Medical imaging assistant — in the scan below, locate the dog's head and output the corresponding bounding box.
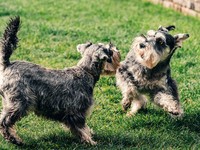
[77,42,120,74]
[98,42,121,75]
[77,42,113,62]
[131,26,189,69]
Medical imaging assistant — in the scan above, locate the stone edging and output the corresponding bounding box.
[147,0,200,17]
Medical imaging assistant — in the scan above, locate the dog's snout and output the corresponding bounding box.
[185,34,189,38]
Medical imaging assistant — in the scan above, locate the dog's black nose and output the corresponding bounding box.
[107,58,112,63]
[185,34,189,38]
[109,50,113,56]
[140,43,146,49]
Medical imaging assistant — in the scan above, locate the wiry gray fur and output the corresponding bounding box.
[0,16,20,69]
[116,26,189,117]
[0,17,114,145]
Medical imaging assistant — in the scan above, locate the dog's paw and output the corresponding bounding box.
[8,136,23,146]
[122,102,131,112]
[169,110,184,119]
[126,112,135,117]
[82,139,97,145]
[168,107,184,119]
[89,128,94,135]
[90,140,97,145]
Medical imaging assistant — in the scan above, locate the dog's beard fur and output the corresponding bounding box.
[131,36,161,69]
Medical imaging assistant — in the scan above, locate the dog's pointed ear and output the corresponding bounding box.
[109,41,114,48]
[106,41,114,51]
[174,33,189,48]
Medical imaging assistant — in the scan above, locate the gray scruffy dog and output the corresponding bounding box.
[0,17,117,145]
[116,25,189,117]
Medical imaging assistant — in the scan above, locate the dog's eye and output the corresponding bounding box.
[156,38,164,45]
[139,43,146,49]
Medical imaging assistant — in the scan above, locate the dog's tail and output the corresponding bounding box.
[0,16,20,68]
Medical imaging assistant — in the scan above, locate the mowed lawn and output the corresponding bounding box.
[0,0,200,149]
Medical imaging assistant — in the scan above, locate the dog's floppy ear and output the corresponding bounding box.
[165,25,175,31]
[77,42,92,55]
[174,33,189,48]
[158,25,175,32]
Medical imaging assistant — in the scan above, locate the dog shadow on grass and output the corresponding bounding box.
[21,133,136,149]
[173,112,200,133]
[136,108,200,134]
[20,110,200,149]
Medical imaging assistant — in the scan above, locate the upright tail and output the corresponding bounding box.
[0,16,20,68]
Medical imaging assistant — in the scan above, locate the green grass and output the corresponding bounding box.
[0,0,200,149]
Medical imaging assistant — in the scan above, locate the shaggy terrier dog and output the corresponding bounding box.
[116,25,189,117]
[0,17,119,145]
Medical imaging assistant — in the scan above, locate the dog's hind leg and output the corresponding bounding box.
[0,98,27,146]
[65,114,96,145]
[153,78,183,118]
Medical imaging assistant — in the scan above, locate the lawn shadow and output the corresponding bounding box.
[133,108,200,134]
[18,110,200,149]
[20,132,138,149]
[20,132,136,149]
[173,111,200,134]
[20,133,80,149]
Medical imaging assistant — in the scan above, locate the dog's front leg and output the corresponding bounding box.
[66,114,97,145]
[153,91,183,118]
